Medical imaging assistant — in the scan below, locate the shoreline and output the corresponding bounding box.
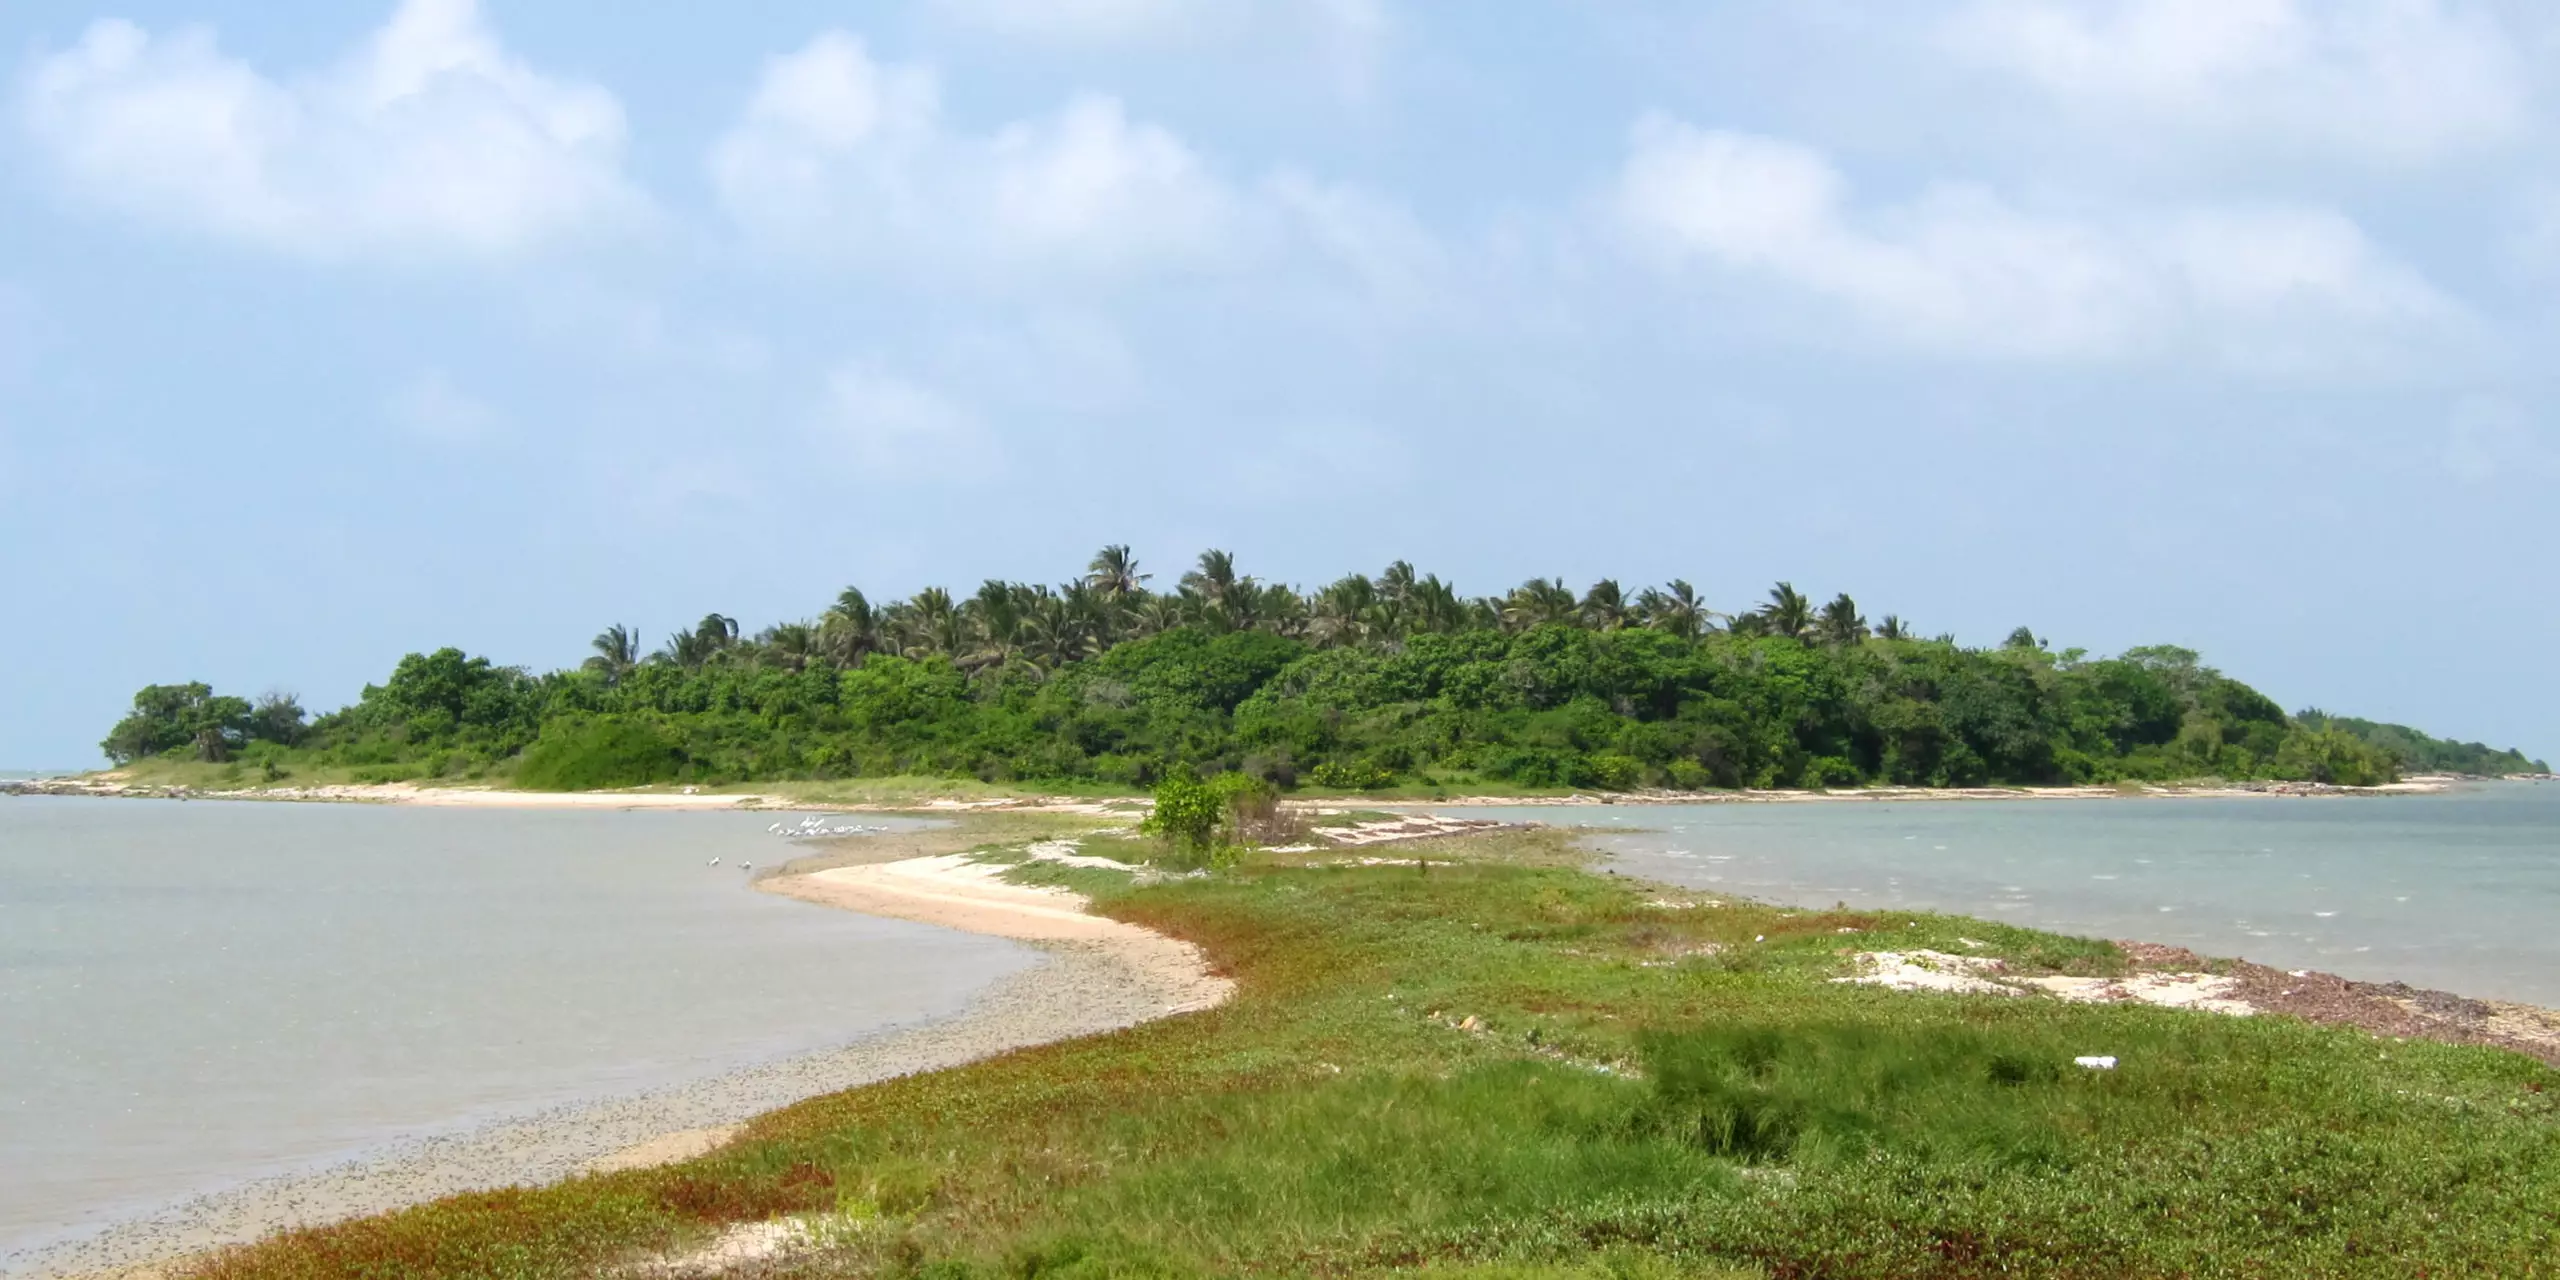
[14,803,2553,1276]
[12,848,1229,1280]
[0,773,2510,813]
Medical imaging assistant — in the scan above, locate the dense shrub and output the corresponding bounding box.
[514,716,685,791]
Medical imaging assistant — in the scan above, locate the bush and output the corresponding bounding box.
[1140,768,1225,856]
[1308,759,1399,791]
[515,716,685,791]
[1573,753,1644,791]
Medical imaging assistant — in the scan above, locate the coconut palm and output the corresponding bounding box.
[1580,579,1631,630]
[1502,578,1578,631]
[1085,545,1149,604]
[1258,583,1310,638]
[1817,594,1868,648]
[822,588,880,666]
[1312,575,1378,648]
[1182,550,1241,610]
[1761,583,1813,642]
[1411,575,1470,635]
[584,624,641,685]
[662,613,740,669]
[756,621,822,672]
[1129,595,1186,639]
[895,588,964,659]
[1636,580,1714,640]
[1875,614,1912,642]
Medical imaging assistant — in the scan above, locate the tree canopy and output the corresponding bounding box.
[104,549,2545,791]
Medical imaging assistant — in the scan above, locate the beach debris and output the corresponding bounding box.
[1834,950,2018,997]
[2020,973,2255,1017]
[1313,815,1507,848]
[2074,1056,2119,1070]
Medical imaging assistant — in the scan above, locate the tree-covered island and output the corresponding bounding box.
[101,548,2547,791]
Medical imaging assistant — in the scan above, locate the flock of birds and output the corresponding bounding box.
[705,814,893,871]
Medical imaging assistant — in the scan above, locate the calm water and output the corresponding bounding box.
[0,799,1033,1260]
[1448,783,2560,1007]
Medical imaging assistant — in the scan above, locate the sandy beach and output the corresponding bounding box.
[0,774,2479,815]
[15,851,1228,1280]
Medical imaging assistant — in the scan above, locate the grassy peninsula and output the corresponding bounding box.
[179,813,2560,1280]
[99,548,2545,793]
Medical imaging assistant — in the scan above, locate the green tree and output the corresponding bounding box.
[101,683,252,764]
[583,625,641,685]
[1086,545,1149,604]
[1817,594,1868,647]
[1761,583,1813,642]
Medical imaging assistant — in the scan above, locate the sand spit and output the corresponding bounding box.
[15,858,1227,1280]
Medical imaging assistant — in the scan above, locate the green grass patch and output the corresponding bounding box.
[185,823,2560,1280]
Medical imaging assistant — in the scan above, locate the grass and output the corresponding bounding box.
[180,819,2560,1280]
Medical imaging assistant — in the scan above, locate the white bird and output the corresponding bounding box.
[709,857,721,866]
[741,861,753,871]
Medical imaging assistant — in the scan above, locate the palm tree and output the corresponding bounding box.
[822,587,880,666]
[1258,582,1309,638]
[1875,614,1912,642]
[1085,545,1149,604]
[1382,563,1423,606]
[1129,595,1186,639]
[896,588,964,659]
[1411,575,1469,635]
[1021,596,1089,670]
[2005,626,2043,651]
[1058,579,1117,650]
[1636,580,1714,640]
[1502,578,1578,631]
[1182,550,1241,610]
[1312,575,1378,648]
[584,625,640,685]
[1761,583,1813,642]
[1580,579,1631,630]
[663,613,740,669]
[756,621,821,672]
[1817,593,1868,648]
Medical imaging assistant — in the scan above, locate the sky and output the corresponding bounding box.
[0,0,2553,768]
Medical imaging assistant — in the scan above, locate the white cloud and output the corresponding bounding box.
[388,370,498,443]
[1943,0,2529,162]
[18,0,640,259]
[710,33,1235,280]
[812,364,1000,474]
[1613,116,2459,369]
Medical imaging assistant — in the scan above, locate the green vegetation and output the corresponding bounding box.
[102,548,2539,792]
[2295,710,2550,777]
[185,820,2560,1279]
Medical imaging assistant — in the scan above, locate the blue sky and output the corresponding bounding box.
[1,0,2553,767]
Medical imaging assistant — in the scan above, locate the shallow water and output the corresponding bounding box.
[1444,782,2560,1007]
[0,799,1033,1263]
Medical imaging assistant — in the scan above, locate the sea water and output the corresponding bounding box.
[0,799,1032,1262]
[1445,782,2560,1007]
